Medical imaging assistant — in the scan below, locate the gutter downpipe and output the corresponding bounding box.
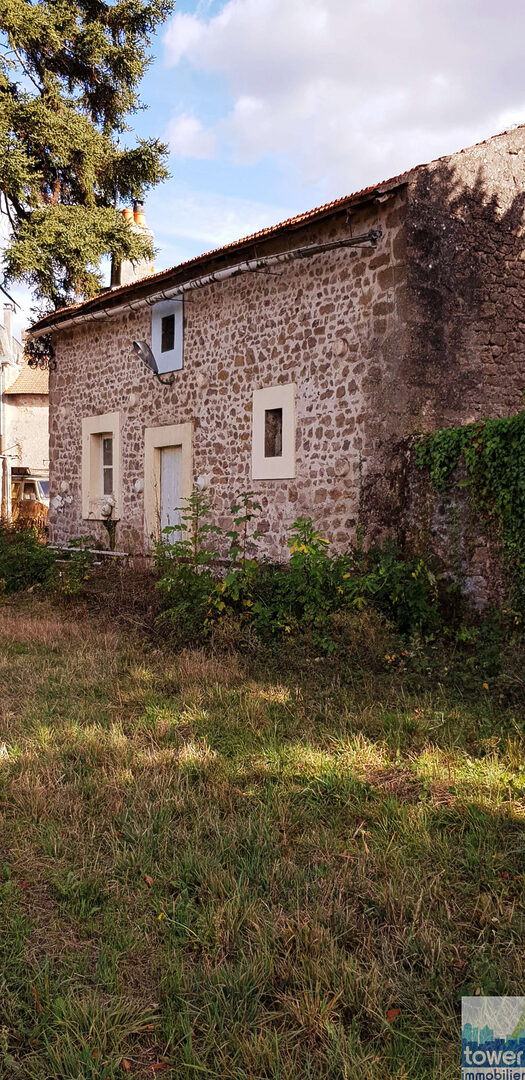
[28,230,382,339]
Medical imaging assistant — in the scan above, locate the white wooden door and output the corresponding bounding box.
[159,445,182,538]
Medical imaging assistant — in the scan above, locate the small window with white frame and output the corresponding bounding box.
[252,383,296,480]
[82,412,121,519]
[151,298,184,374]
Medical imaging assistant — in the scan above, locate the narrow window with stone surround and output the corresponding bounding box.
[81,412,121,520]
[252,384,295,480]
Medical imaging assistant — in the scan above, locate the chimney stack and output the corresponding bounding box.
[133,200,146,228]
[3,304,13,355]
[111,202,155,289]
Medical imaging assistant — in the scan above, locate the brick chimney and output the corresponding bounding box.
[111,202,155,289]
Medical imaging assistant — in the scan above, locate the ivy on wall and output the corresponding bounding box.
[416,411,525,609]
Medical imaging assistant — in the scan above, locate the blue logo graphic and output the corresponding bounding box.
[462,998,525,1079]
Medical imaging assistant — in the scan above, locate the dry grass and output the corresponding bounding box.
[0,595,523,1078]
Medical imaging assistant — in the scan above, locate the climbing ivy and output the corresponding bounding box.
[416,411,525,609]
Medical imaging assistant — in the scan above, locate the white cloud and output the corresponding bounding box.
[146,185,292,266]
[164,12,206,67]
[167,113,216,158]
[163,0,525,194]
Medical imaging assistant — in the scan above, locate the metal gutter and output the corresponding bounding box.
[28,230,382,339]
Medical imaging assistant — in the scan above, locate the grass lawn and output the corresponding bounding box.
[0,596,523,1078]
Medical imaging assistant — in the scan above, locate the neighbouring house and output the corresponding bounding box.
[28,128,525,603]
[1,303,49,520]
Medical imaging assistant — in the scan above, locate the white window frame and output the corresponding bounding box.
[101,434,114,496]
[81,411,122,519]
[252,383,296,480]
[151,298,184,374]
[143,422,193,544]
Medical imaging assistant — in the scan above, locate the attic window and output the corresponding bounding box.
[151,298,183,373]
[161,314,175,354]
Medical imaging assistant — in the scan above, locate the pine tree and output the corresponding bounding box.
[0,0,173,309]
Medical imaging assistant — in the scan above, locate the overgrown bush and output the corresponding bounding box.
[345,544,440,633]
[154,491,442,652]
[0,523,56,594]
[54,538,97,597]
[154,489,221,644]
[0,527,97,598]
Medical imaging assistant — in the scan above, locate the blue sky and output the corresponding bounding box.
[134,0,305,271]
[137,0,525,276]
[6,0,525,335]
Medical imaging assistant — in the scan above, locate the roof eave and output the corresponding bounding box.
[29,177,407,336]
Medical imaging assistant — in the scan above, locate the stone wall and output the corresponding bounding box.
[48,193,407,556]
[47,127,525,601]
[358,127,525,545]
[362,127,525,599]
[407,126,525,423]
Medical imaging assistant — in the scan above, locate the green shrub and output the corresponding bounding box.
[155,496,442,653]
[238,526,440,649]
[0,523,56,594]
[283,516,338,640]
[209,492,264,637]
[154,488,221,643]
[54,538,96,597]
[347,543,440,633]
[0,528,99,598]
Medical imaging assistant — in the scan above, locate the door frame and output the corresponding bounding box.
[144,422,193,546]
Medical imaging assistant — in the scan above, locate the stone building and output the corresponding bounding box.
[2,364,49,474]
[1,304,49,519]
[28,128,525,587]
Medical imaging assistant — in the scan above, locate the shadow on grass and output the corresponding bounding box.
[0,603,523,1079]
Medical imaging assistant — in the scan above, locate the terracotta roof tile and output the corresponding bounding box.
[29,177,406,333]
[29,124,525,335]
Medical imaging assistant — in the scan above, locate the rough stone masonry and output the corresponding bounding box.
[32,126,525,601]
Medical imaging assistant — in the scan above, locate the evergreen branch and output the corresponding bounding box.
[0,0,173,304]
[7,37,43,94]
